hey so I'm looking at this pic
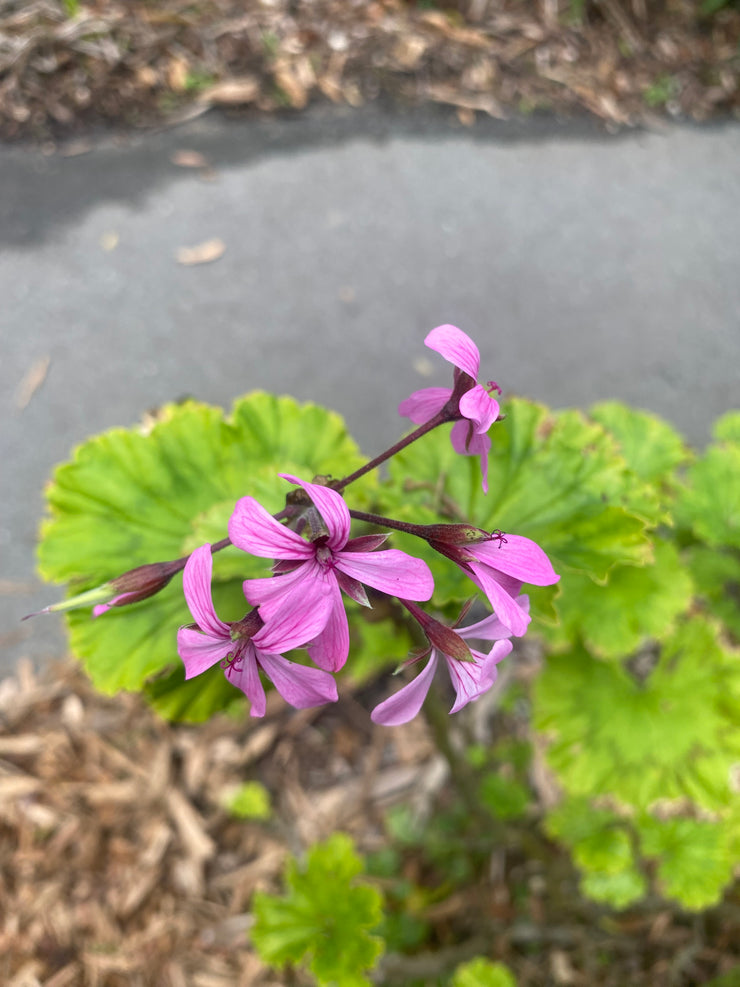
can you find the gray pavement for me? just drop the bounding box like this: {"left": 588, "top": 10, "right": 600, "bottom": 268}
{"left": 2, "top": 107, "right": 740, "bottom": 676}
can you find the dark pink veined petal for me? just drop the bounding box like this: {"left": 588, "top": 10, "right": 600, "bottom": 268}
{"left": 228, "top": 495, "right": 312, "bottom": 559}
{"left": 459, "top": 596, "right": 529, "bottom": 642}
{"left": 252, "top": 578, "right": 336, "bottom": 653}
{"left": 398, "top": 387, "right": 451, "bottom": 424}
{"left": 336, "top": 549, "right": 434, "bottom": 601}
{"left": 307, "top": 579, "right": 350, "bottom": 672}
{"left": 343, "top": 534, "right": 390, "bottom": 553}
{"left": 244, "top": 560, "right": 336, "bottom": 636}
{"left": 177, "top": 626, "right": 232, "bottom": 679}
{"left": 458, "top": 384, "right": 499, "bottom": 434}
{"left": 225, "top": 643, "right": 266, "bottom": 717}
{"left": 182, "top": 545, "right": 230, "bottom": 638}
{"left": 258, "top": 651, "right": 338, "bottom": 710}
{"left": 425, "top": 325, "right": 480, "bottom": 379}
{"left": 468, "top": 535, "right": 559, "bottom": 586}
{"left": 280, "top": 474, "right": 350, "bottom": 551}
{"left": 469, "top": 563, "right": 531, "bottom": 636}
{"left": 371, "top": 652, "right": 439, "bottom": 726}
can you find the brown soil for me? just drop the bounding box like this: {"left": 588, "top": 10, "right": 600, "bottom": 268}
{"left": 1, "top": 0, "right": 738, "bottom": 142}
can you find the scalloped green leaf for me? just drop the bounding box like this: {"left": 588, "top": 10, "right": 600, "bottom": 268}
{"left": 251, "top": 833, "right": 384, "bottom": 987}
{"left": 589, "top": 402, "right": 689, "bottom": 486}
{"left": 687, "top": 546, "right": 740, "bottom": 641}
{"left": 379, "top": 400, "right": 652, "bottom": 607}
{"left": 533, "top": 618, "right": 740, "bottom": 811}
{"left": 638, "top": 816, "right": 735, "bottom": 911}
{"left": 675, "top": 439, "right": 740, "bottom": 549}
{"left": 543, "top": 539, "right": 694, "bottom": 659}
{"left": 38, "top": 394, "right": 371, "bottom": 715}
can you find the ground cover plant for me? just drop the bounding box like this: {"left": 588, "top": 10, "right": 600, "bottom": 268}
{"left": 1, "top": 0, "right": 738, "bottom": 140}
{"left": 10, "top": 324, "right": 740, "bottom": 984}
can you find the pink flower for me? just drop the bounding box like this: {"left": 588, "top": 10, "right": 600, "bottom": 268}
{"left": 177, "top": 545, "right": 338, "bottom": 718}
{"left": 229, "top": 475, "right": 434, "bottom": 672}
{"left": 371, "top": 606, "right": 521, "bottom": 727}
{"left": 431, "top": 530, "right": 559, "bottom": 637}
{"left": 400, "top": 325, "right": 501, "bottom": 492}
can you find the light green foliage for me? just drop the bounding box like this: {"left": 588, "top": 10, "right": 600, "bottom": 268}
{"left": 534, "top": 619, "right": 740, "bottom": 812}
{"left": 37, "top": 394, "right": 372, "bottom": 718}
{"left": 703, "top": 967, "right": 740, "bottom": 986}
{"left": 643, "top": 74, "right": 679, "bottom": 107}
{"left": 676, "top": 414, "right": 740, "bottom": 549}
{"left": 62, "top": 0, "right": 80, "bottom": 16}
{"left": 637, "top": 815, "right": 735, "bottom": 911}
{"left": 544, "top": 798, "right": 647, "bottom": 909}
{"left": 543, "top": 539, "right": 694, "bottom": 659}
{"left": 687, "top": 546, "right": 740, "bottom": 641}
{"left": 451, "top": 957, "right": 517, "bottom": 987}
{"left": 251, "top": 833, "right": 384, "bottom": 986}
{"left": 478, "top": 771, "right": 530, "bottom": 821}
{"left": 223, "top": 781, "right": 272, "bottom": 820}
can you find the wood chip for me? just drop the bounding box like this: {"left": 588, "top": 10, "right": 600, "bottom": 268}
{"left": 198, "top": 77, "right": 259, "bottom": 106}
{"left": 170, "top": 149, "right": 210, "bottom": 169}
{"left": 14, "top": 355, "right": 50, "bottom": 411}
{"left": 176, "top": 238, "right": 226, "bottom": 266}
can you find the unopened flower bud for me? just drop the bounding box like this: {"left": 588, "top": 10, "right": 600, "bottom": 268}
{"left": 24, "top": 558, "right": 184, "bottom": 620}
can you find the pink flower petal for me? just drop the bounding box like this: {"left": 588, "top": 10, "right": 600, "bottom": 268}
{"left": 343, "top": 534, "right": 390, "bottom": 553}
{"left": 307, "top": 579, "right": 350, "bottom": 672}
{"left": 336, "top": 549, "right": 434, "bottom": 601}
{"left": 398, "top": 387, "right": 451, "bottom": 424}
{"left": 182, "top": 545, "right": 230, "bottom": 638}
{"left": 469, "top": 535, "right": 560, "bottom": 586}
{"left": 458, "top": 384, "right": 499, "bottom": 434}
{"left": 447, "top": 640, "right": 512, "bottom": 714}
{"left": 371, "top": 652, "right": 439, "bottom": 726}
{"left": 258, "top": 651, "right": 338, "bottom": 709}
{"left": 459, "top": 597, "right": 529, "bottom": 642}
{"left": 228, "top": 496, "right": 312, "bottom": 559}
{"left": 425, "top": 325, "right": 480, "bottom": 380}
{"left": 253, "top": 582, "right": 335, "bottom": 653}
{"left": 225, "top": 644, "right": 267, "bottom": 717}
{"left": 280, "top": 474, "right": 350, "bottom": 551}
{"left": 469, "top": 564, "right": 531, "bottom": 636}
{"left": 177, "top": 626, "right": 231, "bottom": 678}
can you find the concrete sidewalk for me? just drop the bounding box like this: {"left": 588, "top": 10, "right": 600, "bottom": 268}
{"left": 2, "top": 108, "right": 739, "bottom": 675}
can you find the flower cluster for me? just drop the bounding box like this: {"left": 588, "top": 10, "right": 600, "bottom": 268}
{"left": 38, "top": 325, "right": 559, "bottom": 726}
{"left": 174, "top": 326, "right": 559, "bottom": 724}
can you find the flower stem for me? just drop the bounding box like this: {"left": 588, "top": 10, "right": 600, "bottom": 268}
{"left": 335, "top": 410, "right": 453, "bottom": 491}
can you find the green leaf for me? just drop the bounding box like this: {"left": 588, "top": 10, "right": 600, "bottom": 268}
{"left": 378, "top": 399, "right": 652, "bottom": 610}
{"left": 223, "top": 781, "right": 272, "bottom": 820}
{"left": 533, "top": 618, "right": 740, "bottom": 811}
{"left": 478, "top": 772, "right": 530, "bottom": 821}
{"left": 675, "top": 436, "right": 740, "bottom": 549}
{"left": 251, "top": 833, "right": 384, "bottom": 987}
{"left": 37, "top": 394, "right": 370, "bottom": 718}
{"left": 687, "top": 546, "right": 740, "bottom": 641}
{"left": 589, "top": 402, "right": 689, "bottom": 486}
{"left": 638, "top": 816, "right": 735, "bottom": 910}
{"left": 713, "top": 411, "right": 740, "bottom": 445}
{"left": 543, "top": 539, "right": 694, "bottom": 659}
{"left": 451, "top": 957, "right": 517, "bottom": 987}
{"left": 579, "top": 868, "right": 647, "bottom": 910}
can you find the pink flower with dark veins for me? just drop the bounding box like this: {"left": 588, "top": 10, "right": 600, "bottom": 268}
{"left": 177, "top": 544, "right": 338, "bottom": 718}
{"left": 229, "top": 475, "right": 434, "bottom": 672}
{"left": 400, "top": 324, "right": 502, "bottom": 492}
{"left": 430, "top": 529, "right": 560, "bottom": 637}
{"left": 371, "top": 604, "right": 522, "bottom": 727}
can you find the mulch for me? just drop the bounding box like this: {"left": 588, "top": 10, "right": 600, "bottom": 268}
{"left": 1, "top": 0, "right": 739, "bottom": 141}
{"left": 3, "top": 657, "right": 740, "bottom": 986}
